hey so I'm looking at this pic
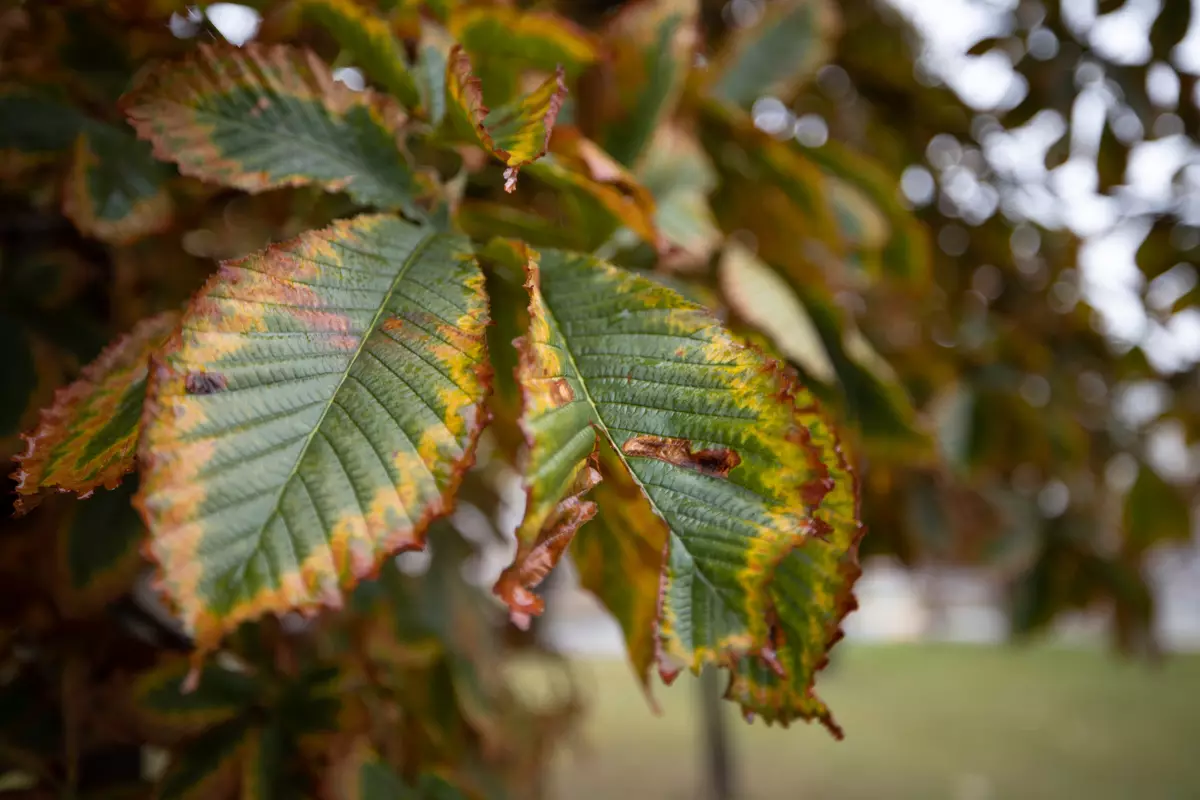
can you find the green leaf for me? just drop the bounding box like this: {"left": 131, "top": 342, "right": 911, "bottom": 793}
{"left": 699, "top": 101, "right": 842, "bottom": 288}
{"left": 133, "top": 658, "right": 259, "bottom": 737}
{"left": 136, "top": 214, "right": 491, "bottom": 654}
{"left": 600, "top": 0, "right": 699, "bottom": 167}
{"left": 13, "top": 310, "right": 178, "bottom": 514}
{"left": 327, "top": 739, "right": 418, "bottom": 800}
{"left": 0, "top": 88, "right": 87, "bottom": 161}
{"left": 495, "top": 243, "right": 860, "bottom": 731}
{"left": 801, "top": 140, "right": 932, "bottom": 285}
{"left": 719, "top": 241, "right": 835, "bottom": 384}
{"left": 58, "top": 480, "right": 146, "bottom": 611}
{"left": 448, "top": 5, "right": 599, "bottom": 79}
{"left": 0, "top": 312, "right": 36, "bottom": 437}
{"left": 710, "top": 0, "right": 840, "bottom": 109}
{"left": 121, "top": 43, "right": 428, "bottom": 218}
{"left": 447, "top": 45, "right": 566, "bottom": 193}
{"left": 299, "top": 0, "right": 421, "bottom": 108}
{"left": 63, "top": 123, "right": 175, "bottom": 245}
{"left": 638, "top": 125, "right": 721, "bottom": 271}
{"left": 157, "top": 719, "right": 254, "bottom": 800}
{"left": 571, "top": 442, "right": 668, "bottom": 693}
{"left": 1123, "top": 463, "right": 1192, "bottom": 556}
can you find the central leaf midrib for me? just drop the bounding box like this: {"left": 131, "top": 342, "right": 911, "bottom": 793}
{"left": 230, "top": 229, "right": 438, "bottom": 591}
{"left": 539, "top": 283, "right": 732, "bottom": 636}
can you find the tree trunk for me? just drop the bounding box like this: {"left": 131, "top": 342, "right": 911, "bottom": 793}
{"left": 699, "top": 666, "right": 736, "bottom": 800}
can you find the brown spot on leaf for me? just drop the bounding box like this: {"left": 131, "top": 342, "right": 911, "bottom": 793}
{"left": 549, "top": 377, "right": 574, "bottom": 405}
{"left": 622, "top": 435, "right": 741, "bottom": 478}
{"left": 184, "top": 371, "right": 228, "bottom": 395}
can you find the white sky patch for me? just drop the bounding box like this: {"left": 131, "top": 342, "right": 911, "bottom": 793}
{"left": 206, "top": 3, "right": 261, "bottom": 46}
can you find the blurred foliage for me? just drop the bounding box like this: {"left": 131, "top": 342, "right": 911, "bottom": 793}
{"left": 1, "top": 0, "right": 1198, "bottom": 796}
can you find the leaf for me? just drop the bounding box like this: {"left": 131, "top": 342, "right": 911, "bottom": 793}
{"left": 299, "top": 0, "right": 420, "bottom": 108}
{"left": 0, "top": 88, "right": 86, "bottom": 175}
{"left": 524, "top": 128, "right": 661, "bottom": 250}
{"left": 157, "top": 719, "right": 255, "bottom": 800}
{"left": 1123, "top": 462, "right": 1192, "bottom": 556}
{"left": 62, "top": 123, "right": 174, "bottom": 245}
{"left": 58, "top": 481, "right": 146, "bottom": 612}
{"left": 699, "top": 102, "right": 842, "bottom": 289}
{"left": 326, "top": 738, "right": 418, "bottom": 800}
{"left": 120, "top": 43, "right": 428, "bottom": 218}
{"left": 638, "top": 125, "right": 721, "bottom": 272}
{"left": 136, "top": 214, "right": 491, "bottom": 653}
{"left": 447, "top": 45, "right": 566, "bottom": 193}
{"left": 0, "top": 312, "right": 37, "bottom": 438}
{"left": 12, "top": 310, "right": 179, "bottom": 514}
{"left": 710, "top": 0, "right": 840, "bottom": 109}
{"left": 571, "top": 442, "right": 669, "bottom": 693}
{"left": 133, "top": 658, "right": 259, "bottom": 738}
{"left": 718, "top": 241, "right": 835, "bottom": 384}
{"left": 448, "top": 5, "right": 599, "bottom": 79}
{"left": 497, "top": 242, "right": 859, "bottom": 711}
{"left": 599, "top": 0, "right": 699, "bottom": 167}
{"left": 801, "top": 139, "right": 933, "bottom": 285}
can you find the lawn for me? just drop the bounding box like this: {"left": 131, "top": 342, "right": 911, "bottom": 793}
{"left": 545, "top": 644, "right": 1200, "bottom": 800}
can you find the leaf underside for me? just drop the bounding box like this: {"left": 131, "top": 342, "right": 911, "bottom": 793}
{"left": 136, "top": 214, "right": 491, "bottom": 652}
{"left": 498, "top": 244, "right": 861, "bottom": 732}
{"left": 121, "top": 43, "right": 426, "bottom": 217}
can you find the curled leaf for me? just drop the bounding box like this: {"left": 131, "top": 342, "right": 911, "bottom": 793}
{"left": 447, "top": 45, "right": 567, "bottom": 192}
{"left": 12, "top": 310, "right": 179, "bottom": 514}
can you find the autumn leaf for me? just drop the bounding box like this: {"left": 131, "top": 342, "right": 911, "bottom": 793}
{"left": 524, "top": 127, "right": 661, "bottom": 250}
{"left": 496, "top": 243, "right": 860, "bottom": 732}
{"left": 448, "top": 5, "right": 599, "bottom": 80}
{"left": 299, "top": 0, "right": 420, "bottom": 108}
{"left": 121, "top": 43, "right": 428, "bottom": 218}
{"left": 802, "top": 139, "right": 933, "bottom": 285}
{"left": 12, "top": 310, "right": 178, "bottom": 514}
{"left": 709, "top": 0, "right": 841, "bottom": 109}
{"left": 133, "top": 658, "right": 260, "bottom": 739}
{"left": 598, "top": 0, "right": 699, "bottom": 167}
{"left": 447, "top": 45, "right": 566, "bottom": 193}
{"left": 157, "top": 719, "right": 256, "bottom": 800}
{"left": 136, "top": 214, "right": 491, "bottom": 654}
{"left": 699, "top": 101, "right": 843, "bottom": 289}
{"left": 63, "top": 123, "right": 175, "bottom": 245}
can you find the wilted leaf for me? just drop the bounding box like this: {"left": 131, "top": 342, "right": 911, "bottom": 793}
{"left": 599, "top": 0, "right": 699, "bottom": 167}
{"left": 710, "top": 0, "right": 840, "bottom": 109}
{"left": 448, "top": 5, "right": 599, "bottom": 80}
{"left": 1123, "top": 462, "right": 1192, "bottom": 556}
{"left": 447, "top": 46, "right": 567, "bottom": 193}
{"left": 13, "top": 310, "right": 178, "bottom": 514}
{"left": 299, "top": 0, "right": 420, "bottom": 108}
{"left": 136, "top": 215, "right": 491, "bottom": 653}
{"left": 497, "top": 242, "right": 860, "bottom": 727}
{"left": 58, "top": 481, "right": 146, "bottom": 612}
{"left": 63, "top": 123, "right": 174, "bottom": 245}
{"left": 121, "top": 43, "right": 428, "bottom": 217}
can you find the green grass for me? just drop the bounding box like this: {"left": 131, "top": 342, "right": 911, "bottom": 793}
{"left": 546, "top": 644, "right": 1200, "bottom": 800}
